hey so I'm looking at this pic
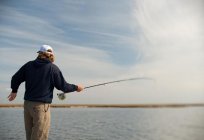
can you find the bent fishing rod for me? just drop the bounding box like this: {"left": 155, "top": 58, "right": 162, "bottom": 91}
{"left": 57, "top": 77, "right": 154, "bottom": 100}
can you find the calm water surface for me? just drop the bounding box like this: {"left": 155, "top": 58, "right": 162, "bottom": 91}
{"left": 0, "top": 107, "right": 204, "bottom": 140}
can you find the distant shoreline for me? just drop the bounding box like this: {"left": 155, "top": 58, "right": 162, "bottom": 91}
{"left": 1, "top": 103, "right": 204, "bottom": 108}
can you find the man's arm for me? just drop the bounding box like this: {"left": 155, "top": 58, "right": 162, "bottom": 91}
{"left": 8, "top": 64, "right": 26, "bottom": 101}
{"left": 52, "top": 65, "right": 84, "bottom": 93}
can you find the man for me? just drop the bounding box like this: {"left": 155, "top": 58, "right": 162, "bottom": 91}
{"left": 8, "top": 45, "right": 84, "bottom": 140}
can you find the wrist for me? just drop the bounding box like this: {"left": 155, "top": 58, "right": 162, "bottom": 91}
{"left": 12, "top": 89, "right": 17, "bottom": 93}
{"left": 75, "top": 85, "right": 79, "bottom": 91}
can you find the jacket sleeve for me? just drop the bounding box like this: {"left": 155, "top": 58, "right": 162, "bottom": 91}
{"left": 52, "top": 65, "right": 78, "bottom": 93}
{"left": 11, "top": 64, "right": 26, "bottom": 93}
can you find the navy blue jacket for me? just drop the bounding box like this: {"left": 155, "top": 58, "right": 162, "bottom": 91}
{"left": 11, "top": 58, "right": 78, "bottom": 103}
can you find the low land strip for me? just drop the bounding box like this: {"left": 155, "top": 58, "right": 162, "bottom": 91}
{"left": 0, "top": 103, "right": 204, "bottom": 108}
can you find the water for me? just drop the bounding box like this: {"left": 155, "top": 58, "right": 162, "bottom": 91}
{"left": 0, "top": 107, "right": 204, "bottom": 140}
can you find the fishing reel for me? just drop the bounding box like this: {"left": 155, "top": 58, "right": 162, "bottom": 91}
{"left": 57, "top": 93, "right": 66, "bottom": 100}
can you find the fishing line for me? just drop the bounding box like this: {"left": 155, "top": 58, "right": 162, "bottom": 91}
{"left": 57, "top": 77, "right": 154, "bottom": 100}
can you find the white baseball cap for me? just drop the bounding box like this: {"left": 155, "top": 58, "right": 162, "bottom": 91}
{"left": 37, "top": 45, "right": 53, "bottom": 54}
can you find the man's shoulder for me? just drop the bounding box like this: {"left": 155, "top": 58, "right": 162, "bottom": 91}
{"left": 50, "top": 63, "right": 60, "bottom": 71}
{"left": 22, "top": 61, "right": 33, "bottom": 67}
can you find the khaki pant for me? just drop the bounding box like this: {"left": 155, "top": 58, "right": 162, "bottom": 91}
{"left": 24, "top": 100, "right": 51, "bottom": 140}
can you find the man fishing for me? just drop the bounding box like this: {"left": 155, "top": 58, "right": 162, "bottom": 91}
{"left": 8, "top": 44, "right": 84, "bottom": 140}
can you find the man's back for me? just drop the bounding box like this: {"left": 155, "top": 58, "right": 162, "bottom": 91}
{"left": 24, "top": 59, "right": 54, "bottom": 103}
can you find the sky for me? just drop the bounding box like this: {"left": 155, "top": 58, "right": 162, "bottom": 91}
{"left": 0, "top": 0, "right": 203, "bottom": 104}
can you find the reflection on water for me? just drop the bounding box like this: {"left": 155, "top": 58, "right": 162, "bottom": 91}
{"left": 0, "top": 107, "right": 204, "bottom": 140}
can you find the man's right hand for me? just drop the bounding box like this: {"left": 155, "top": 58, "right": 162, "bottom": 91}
{"left": 77, "top": 84, "right": 84, "bottom": 92}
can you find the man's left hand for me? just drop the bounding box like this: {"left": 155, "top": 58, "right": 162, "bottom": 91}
{"left": 8, "top": 92, "right": 17, "bottom": 101}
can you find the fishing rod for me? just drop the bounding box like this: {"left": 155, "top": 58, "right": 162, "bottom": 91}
{"left": 57, "top": 77, "right": 154, "bottom": 100}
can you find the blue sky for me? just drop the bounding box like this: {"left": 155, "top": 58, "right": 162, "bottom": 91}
{"left": 0, "top": 0, "right": 204, "bottom": 104}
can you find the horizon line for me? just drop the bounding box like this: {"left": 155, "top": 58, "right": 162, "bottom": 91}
{"left": 1, "top": 103, "right": 204, "bottom": 108}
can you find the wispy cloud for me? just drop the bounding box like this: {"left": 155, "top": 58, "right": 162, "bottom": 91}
{"left": 129, "top": 0, "right": 204, "bottom": 103}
